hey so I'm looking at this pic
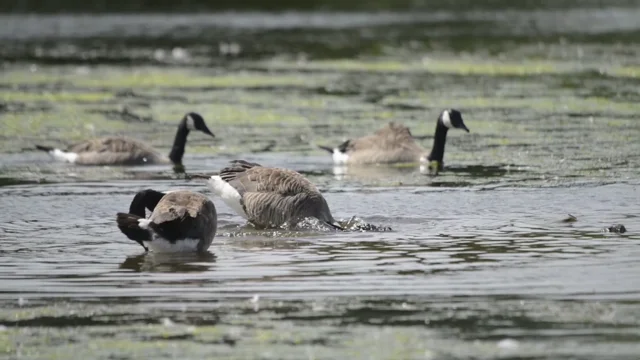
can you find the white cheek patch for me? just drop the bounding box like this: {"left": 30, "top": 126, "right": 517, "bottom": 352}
{"left": 186, "top": 115, "right": 196, "bottom": 130}
{"left": 441, "top": 110, "right": 453, "bottom": 129}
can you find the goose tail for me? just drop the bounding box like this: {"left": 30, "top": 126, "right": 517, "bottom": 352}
{"left": 116, "top": 213, "right": 150, "bottom": 251}
{"left": 317, "top": 145, "right": 335, "bottom": 154}
{"left": 35, "top": 145, "right": 54, "bottom": 152}
{"left": 35, "top": 145, "right": 78, "bottom": 163}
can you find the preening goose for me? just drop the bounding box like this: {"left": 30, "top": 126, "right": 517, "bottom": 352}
{"left": 319, "top": 109, "right": 469, "bottom": 170}
{"left": 200, "top": 160, "right": 342, "bottom": 230}
{"left": 35, "top": 112, "right": 214, "bottom": 166}
{"left": 116, "top": 189, "right": 217, "bottom": 253}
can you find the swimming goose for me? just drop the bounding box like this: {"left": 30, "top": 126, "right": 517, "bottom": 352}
{"left": 319, "top": 109, "right": 469, "bottom": 170}
{"left": 116, "top": 189, "right": 217, "bottom": 253}
{"left": 200, "top": 160, "right": 342, "bottom": 230}
{"left": 35, "top": 112, "right": 214, "bottom": 166}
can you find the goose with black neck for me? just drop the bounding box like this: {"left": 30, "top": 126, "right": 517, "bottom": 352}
{"left": 35, "top": 112, "right": 214, "bottom": 167}
{"left": 318, "top": 109, "right": 469, "bottom": 174}
{"left": 116, "top": 189, "right": 217, "bottom": 253}
{"left": 422, "top": 109, "right": 470, "bottom": 174}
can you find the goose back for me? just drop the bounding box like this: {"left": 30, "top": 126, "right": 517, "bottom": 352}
{"left": 117, "top": 189, "right": 217, "bottom": 253}
{"left": 340, "top": 122, "right": 425, "bottom": 164}
{"left": 68, "top": 137, "right": 167, "bottom": 165}
{"left": 148, "top": 191, "right": 217, "bottom": 251}
{"left": 36, "top": 112, "right": 214, "bottom": 166}
{"left": 218, "top": 160, "right": 335, "bottom": 228}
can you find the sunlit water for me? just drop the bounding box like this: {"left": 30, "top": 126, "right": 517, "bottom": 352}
{"left": 2, "top": 5, "right": 640, "bottom": 360}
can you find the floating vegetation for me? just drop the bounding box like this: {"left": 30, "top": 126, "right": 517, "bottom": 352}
{"left": 87, "top": 106, "right": 153, "bottom": 123}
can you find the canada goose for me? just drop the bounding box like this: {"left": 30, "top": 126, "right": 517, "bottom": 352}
{"left": 35, "top": 112, "right": 214, "bottom": 166}
{"left": 198, "top": 160, "right": 342, "bottom": 230}
{"left": 116, "top": 189, "right": 217, "bottom": 253}
{"left": 319, "top": 109, "right": 469, "bottom": 171}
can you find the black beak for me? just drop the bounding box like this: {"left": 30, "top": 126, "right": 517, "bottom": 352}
{"left": 460, "top": 123, "right": 470, "bottom": 133}
{"left": 202, "top": 126, "right": 215, "bottom": 137}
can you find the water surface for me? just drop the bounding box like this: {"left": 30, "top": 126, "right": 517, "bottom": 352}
{"left": 1, "top": 4, "right": 640, "bottom": 359}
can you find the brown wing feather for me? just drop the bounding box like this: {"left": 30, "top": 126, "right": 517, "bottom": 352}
{"left": 347, "top": 122, "right": 416, "bottom": 151}
{"left": 68, "top": 137, "right": 154, "bottom": 153}
{"left": 67, "top": 137, "right": 165, "bottom": 165}
{"left": 148, "top": 191, "right": 216, "bottom": 242}
{"left": 242, "top": 191, "right": 333, "bottom": 228}
{"left": 151, "top": 191, "right": 208, "bottom": 223}
{"left": 341, "top": 122, "right": 425, "bottom": 164}
{"left": 220, "top": 160, "right": 319, "bottom": 196}
{"left": 219, "top": 160, "right": 334, "bottom": 228}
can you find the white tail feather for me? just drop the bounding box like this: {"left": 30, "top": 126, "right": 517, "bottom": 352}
{"left": 206, "top": 176, "right": 248, "bottom": 219}
{"left": 332, "top": 149, "right": 349, "bottom": 165}
{"left": 138, "top": 218, "right": 152, "bottom": 229}
{"left": 51, "top": 149, "right": 78, "bottom": 163}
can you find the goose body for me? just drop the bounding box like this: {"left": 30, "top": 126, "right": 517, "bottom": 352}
{"left": 320, "top": 109, "right": 469, "bottom": 170}
{"left": 116, "top": 189, "right": 217, "bottom": 253}
{"left": 36, "top": 112, "right": 214, "bottom": 166}
{"left": 205, "top": 160, "right": 341, "bottom": 229}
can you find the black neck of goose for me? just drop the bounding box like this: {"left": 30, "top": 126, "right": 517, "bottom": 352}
{"left": 168, "top": 123, "right": 190, "bottom": 165}
{"left": 128, "top": 189, "right": 165, "bottom": 217}
{"left": 427, "top": 122, "right": 449, "bottom": 163}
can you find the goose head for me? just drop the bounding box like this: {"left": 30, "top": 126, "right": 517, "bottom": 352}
{"left": 439, "top": 109, "right": 469, "bottom": 133}
{"left": 183, "top": 112, "right": 215, "bottom": 137}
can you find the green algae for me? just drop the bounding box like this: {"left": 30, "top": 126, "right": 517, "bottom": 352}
{"left": 262, "top": 58, "right": 563, "bottom": 75}
{"left": 2, "top": 67, "right": 316, "bottom": 89}
{"left": 382, "top": 93, "right": 640, "bottom": 115}
{"left": 0, "top": 91, "right": 114, "bottom": 103}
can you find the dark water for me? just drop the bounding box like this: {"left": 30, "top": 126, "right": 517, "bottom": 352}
{"left": 1, "top": 3, "right": 640, "bottom": 359}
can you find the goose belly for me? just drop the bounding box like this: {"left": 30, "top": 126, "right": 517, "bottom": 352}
{"left": 144, "top": 236, "right": 201, "bottom": 253}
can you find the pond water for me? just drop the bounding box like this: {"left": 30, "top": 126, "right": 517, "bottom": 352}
{"left": 1, "top": 3, "right": 640, "bottom": 359}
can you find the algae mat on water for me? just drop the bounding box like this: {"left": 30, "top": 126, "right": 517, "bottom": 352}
{"left": 2, "top": 56, "right": 640, "bottom": 186}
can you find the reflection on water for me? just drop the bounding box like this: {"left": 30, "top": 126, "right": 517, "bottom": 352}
{"left": 119, "top": 252, "right": 217, "bottom": 273}
{"left": 331, "top": 164, "right": 419, "bottom": 182}
{"left": 330, "top": 164, "right": 530, "bottom": 189}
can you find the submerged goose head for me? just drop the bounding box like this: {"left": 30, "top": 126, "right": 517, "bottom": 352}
{"left": 116, "top": 189, "right": 217, "bottom": 253}
{"left": 193, "top": 160, "right": 343, "bottom": 230}
{"left": 423, "top": 109, "right": 470, "bottom": 172}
